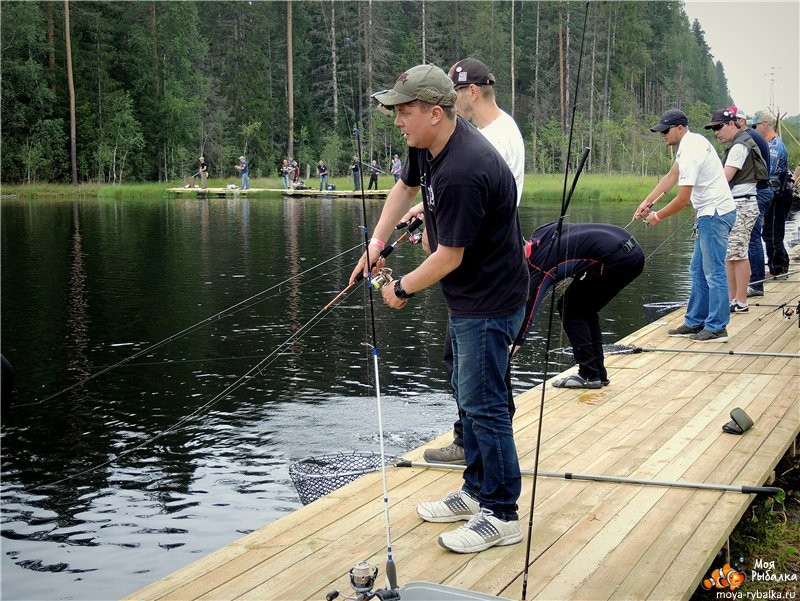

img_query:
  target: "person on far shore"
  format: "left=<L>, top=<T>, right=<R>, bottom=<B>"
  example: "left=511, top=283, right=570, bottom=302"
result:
left=391, top=154, right=402, bottom=182
left=280, top=159, right=290, bottom=189
left=198, top=156, right=208, bottom=190
left=634, top=108, right=735, bottom=343
left=317, top=160, right=329, bottom=191
left=235, top=155, right=249, bottom=189
left=351, top=156, right=361, bottom=191
left=368, top=160, right=381, bottom=190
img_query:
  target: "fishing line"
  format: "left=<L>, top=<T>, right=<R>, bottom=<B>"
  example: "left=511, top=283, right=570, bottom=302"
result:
left=25, top=277, right=370, bottom=493
left=522, top=5, right=590, bottom=598
left=12, top=244, right=364, bottom=410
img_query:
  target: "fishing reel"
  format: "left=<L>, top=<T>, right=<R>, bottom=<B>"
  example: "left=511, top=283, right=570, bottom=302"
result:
left=325, top=561, right=400, bottom=601
left=369, top=267, right=394, bottom=291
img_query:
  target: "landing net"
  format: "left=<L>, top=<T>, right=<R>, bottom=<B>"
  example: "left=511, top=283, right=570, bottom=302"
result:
left=289, top=451, right=399, bottom=505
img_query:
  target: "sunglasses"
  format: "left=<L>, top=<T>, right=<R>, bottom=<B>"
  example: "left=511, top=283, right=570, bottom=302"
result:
left=710, top=123, right=727, bottom=132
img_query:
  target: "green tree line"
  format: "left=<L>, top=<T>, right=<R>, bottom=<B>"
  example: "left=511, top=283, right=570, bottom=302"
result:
left=1, top=0, right=794, bottom=185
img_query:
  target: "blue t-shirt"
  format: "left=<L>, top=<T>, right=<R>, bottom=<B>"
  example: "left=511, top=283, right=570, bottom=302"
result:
left=239, top=160, right=248, bottom=175
left=401, top=117, right=528, bottom=318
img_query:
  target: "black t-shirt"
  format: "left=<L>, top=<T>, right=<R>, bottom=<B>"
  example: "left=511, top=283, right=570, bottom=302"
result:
left=400, top=117, right=528, bottom=317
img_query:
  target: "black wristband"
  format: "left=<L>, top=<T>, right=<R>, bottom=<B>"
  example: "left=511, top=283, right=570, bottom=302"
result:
left=394, top=278, right=414, bottom=300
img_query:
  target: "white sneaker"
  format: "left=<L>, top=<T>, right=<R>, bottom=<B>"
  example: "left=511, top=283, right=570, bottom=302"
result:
left=417, top=490, right=480, bottom=523
left=438, top=508, right=522, bottom=553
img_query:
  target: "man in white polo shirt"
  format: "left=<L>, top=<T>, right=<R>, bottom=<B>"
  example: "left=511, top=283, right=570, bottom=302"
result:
left=634, top=109, right=736, bottom=343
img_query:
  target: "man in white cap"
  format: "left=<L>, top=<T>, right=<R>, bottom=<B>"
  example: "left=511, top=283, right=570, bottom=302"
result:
left=350, top=64, right=529, bottom=553
left=634, top=108, right=736, bottom=342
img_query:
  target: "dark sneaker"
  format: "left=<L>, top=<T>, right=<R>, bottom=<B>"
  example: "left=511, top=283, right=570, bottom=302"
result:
left=552, top=374, right=602, bottom=389
left=668, top=324, right=704, bottom=337
left=438, top=508, right=522, bottom=553
left=730, top=302, right=749, bottom=313
left=417, top=490, right=480, bottom=523
left=423, top=443, right=465, bottom=465
left=689, top=328, right=729, bottom=343
left=747, top=286, right=764, bottom=297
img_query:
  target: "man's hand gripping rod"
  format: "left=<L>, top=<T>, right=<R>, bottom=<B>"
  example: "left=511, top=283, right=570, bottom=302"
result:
left=324, top=217, right=423, bottom=310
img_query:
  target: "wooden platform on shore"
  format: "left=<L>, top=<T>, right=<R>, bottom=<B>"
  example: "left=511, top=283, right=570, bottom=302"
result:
left=166, top=187, right=267, bottom=196
left=124, top=270, right=799, bottom=600
left=270, top=188, right=391, bottom=199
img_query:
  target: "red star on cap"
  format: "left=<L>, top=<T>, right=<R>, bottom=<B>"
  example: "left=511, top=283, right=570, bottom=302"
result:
left=397, top=72, right=409, bottom=84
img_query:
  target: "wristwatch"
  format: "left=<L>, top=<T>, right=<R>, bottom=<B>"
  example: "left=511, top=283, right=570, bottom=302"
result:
left=394, top=278, right=414, bottom=300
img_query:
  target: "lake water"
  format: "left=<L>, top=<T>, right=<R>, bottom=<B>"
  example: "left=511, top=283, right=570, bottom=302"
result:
left=1, top=192, right=795, bottom=600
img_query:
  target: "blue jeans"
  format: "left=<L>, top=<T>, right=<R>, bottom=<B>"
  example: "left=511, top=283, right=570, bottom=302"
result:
left=684, top=210, right=735, bottom=333
left=281, top=174, right=290, bottom=189
left=748, top=187, right=773, bottom=291
left=353, top=171, right=360, bottom=190
left=450, top=305, right=524, bottom=522
left=319, top=175, right=328, bottom=191
left=241, top=173, right=249, bottom=189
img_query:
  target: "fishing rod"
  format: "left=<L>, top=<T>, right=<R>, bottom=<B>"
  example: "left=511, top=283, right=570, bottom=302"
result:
left=395, top=461, right=782, bottom=496
left=521, top=10, right=591, bottom=601
left=11, top=244, right=365, bottom=410
left=522, top=4, right=590, bottom=599
left=606, top=344, right=800, bottom=359
left=748, top=268, right=800, bottom=287
left=347, top=31, right=398, bottom=590
left=624, top=192, right=665, bottom=228
left=323, top=218, right=423, bottom=311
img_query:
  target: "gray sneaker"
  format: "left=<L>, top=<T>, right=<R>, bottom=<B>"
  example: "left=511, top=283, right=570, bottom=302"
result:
left=668, top=324, right=704, bottom=337
left=438, top=508, right=522, bottom=553
left=423, top=443, right=465, bottom=465
left=747, top=286, right=764, bottom=297
left=689, top=328, right=729, bottom=343
left=417, top=490, right=480, bottom=523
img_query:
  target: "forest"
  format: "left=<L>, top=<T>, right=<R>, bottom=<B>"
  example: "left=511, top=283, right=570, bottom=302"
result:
left=1, top=0, right=792, bottom=185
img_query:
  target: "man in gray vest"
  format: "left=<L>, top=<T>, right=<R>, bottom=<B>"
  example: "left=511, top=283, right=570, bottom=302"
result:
left=705, top=108, right=769, bottom=313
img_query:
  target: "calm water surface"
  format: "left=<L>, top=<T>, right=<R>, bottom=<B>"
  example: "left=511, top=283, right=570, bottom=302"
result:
left=2, top=192, right=793, bottom=600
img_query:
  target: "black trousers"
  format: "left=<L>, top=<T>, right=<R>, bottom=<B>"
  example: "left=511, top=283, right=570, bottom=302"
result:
left=557, top=249, right=644, bottom=381
left=763, top=189, right=792, bottom=275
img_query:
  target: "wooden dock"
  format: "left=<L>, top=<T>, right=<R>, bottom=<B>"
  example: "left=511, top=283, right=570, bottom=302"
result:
left=272, top=188, right=391, bottom=199
left=166, top=188, right=391, bottom=199
left=166, top=187, right=268, bottom=196
left=124, top=272, right=799, bottom=601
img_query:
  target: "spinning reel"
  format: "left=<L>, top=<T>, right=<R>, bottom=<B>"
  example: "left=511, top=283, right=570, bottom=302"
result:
left=369, top=267, right=394, bottom=291
left=325, top=561, right=399, bottom=601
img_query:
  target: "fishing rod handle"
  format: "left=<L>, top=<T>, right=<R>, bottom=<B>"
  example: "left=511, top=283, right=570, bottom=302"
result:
left=395, top=216, right=423, bottom=232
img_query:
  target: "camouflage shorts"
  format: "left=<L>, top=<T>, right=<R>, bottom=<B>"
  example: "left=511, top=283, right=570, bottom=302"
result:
left=726, top=198, right=759, bottom=261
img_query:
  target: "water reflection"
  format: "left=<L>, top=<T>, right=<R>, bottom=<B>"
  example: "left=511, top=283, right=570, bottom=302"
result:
left=1, top=194, right=796, bottom=601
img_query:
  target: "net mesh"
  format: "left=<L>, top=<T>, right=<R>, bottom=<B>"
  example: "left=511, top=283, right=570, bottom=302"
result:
left=289, top=451, right=399, bottom=505
left=643, top=301, right=686, bottom=323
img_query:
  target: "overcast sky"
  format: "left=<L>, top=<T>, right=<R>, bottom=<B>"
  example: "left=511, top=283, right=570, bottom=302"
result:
left=682, top=0, right=799, bottom=117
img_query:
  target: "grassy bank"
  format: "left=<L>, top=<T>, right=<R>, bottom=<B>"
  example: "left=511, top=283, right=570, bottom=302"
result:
left=1, top=173, right=661, bottom=202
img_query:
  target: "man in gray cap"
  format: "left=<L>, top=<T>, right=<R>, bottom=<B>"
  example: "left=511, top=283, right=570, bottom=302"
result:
left=349, top=64, right=529, bottom=553
left=633, top=109, right=736, bottom=342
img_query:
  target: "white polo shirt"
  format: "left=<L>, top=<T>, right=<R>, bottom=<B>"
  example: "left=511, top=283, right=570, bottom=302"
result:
left=480, top=110, right=525, bottom=206
left=676, top=131, right=735, bottom=217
